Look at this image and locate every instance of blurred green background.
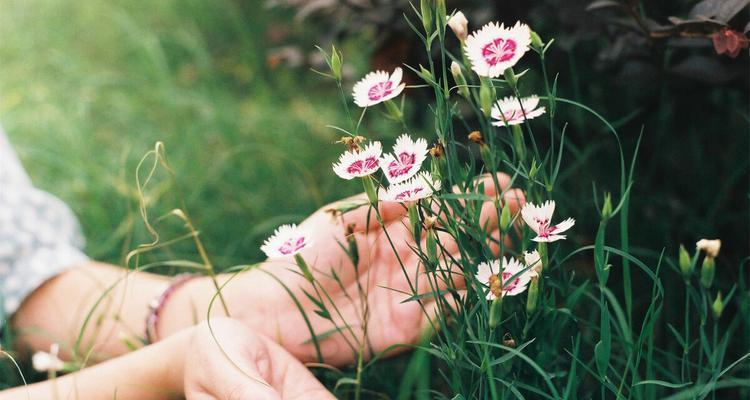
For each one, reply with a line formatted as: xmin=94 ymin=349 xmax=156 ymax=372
xmin=0 ymin=0 xmax=383 ymax=268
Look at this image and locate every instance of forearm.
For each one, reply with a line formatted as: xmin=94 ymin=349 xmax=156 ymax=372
xmin=0 ymin=328 xmax=189 ymax=400
xmin=12 ymin=261 xmax=168 ymax=360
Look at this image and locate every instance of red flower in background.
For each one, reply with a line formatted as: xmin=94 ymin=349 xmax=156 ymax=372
xmin=711 ymin=28 xmax=749 ymax=58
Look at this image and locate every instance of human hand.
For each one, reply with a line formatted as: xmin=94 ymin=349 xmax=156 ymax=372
xmin=184 ymin=318 xmax=334 ymax=400
xmin=239 ymin=173 xmax=524 ymax=366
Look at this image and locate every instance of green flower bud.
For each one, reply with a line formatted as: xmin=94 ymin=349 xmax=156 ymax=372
xmin=511 ymin=125 xmax=525 ymax=161
xmin=294 ymin=254 xmax=314 ymax=282
xmin=330 ymin=44 xmax=342 ymax=81
xmin=489 ymin=296 xmax=503 ymax=328
xmin=700 ymin=255 xmax=716 ymax=289
xmin=526 ymin=276 xmax=539 ymax=314
xmin=417 ymin=65 xmax=434 ymax=83
xmin=345 ymin=224 xmax=359 ymax=267
xmin=426 ymin=228 xmax=438 ymax=266
xmin=420 ymin=0 xmax=433 ymax=35
xmin=384 ymin=99 xmax=403 ymax=122
xmin=530 ymin=30 xmax=544 ymax=50
xmin=450 ymin=61 xmax=470 ymax=99
xmin=435 ymin=0 xmax=447 ymax=34
xmin=679 ymin=244 xmax=692 ymax=279
xmin=712 ymin=292 xmax=723 ymax=319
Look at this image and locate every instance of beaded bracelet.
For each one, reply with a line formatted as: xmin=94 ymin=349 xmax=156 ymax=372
xmin=144 ymin=273 xmax=198 ymax=344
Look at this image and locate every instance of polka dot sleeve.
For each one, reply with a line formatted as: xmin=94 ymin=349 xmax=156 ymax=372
xmin=0 ymin=128 xmax=89 ymax=322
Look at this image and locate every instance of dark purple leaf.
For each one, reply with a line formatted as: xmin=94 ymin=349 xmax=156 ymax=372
xmin=586 ymin=0 xmax=621 ymax=11
xmin=689 ymin=0 xmax=750 ymax=23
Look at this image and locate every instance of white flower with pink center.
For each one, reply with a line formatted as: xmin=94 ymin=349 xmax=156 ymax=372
xmin=521 ymin=200 xmax=575 ymax=243
xmin=332 ymin=141 xmax=383 ymax=180
xmin=464 ymin=21 xmax=531 ymax=78
xmin=476 ymin=257 xmax=532 ymax=300
xmin=379 ymin=134 xmax=429 ymax=184
xmin=491 ymin=95 xmax=546 ymax=127
xmin=352 ymin=67 xmax=406 ymax=108
xmin=261 ymin=224 xmax=313 ymax=258
xmin=380 ymin=171 xmax=441 ymax=203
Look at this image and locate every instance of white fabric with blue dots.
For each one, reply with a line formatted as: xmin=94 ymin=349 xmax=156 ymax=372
xmin=0 ymin=126 xmax=88 ymax=322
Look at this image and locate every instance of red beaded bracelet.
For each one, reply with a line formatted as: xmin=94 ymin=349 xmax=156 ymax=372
xmin=144 ymin=273 xmax=198 ymax=344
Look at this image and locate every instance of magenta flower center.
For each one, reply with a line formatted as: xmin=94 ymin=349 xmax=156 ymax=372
xmin=368 ymin=81 xmax=394 ymax=101
xmin=501 ymin=271 xmax=520 ymax=293
xmin=346 ymin=156 xmax=379 ymax=175
xmin=395 ymin=187 xmax=424 ymax=201
xmin=278 ymin=236 xmax=307 ymax=255
xmin=482 ymin=38 xmax=517 ymax=66
xmin=534 ymin=218 xmax=557 ymax=238
xmin=387 ymin=152 xmax=416 ymax=178
xmin=498 ymin=108 xmax=523 ymax=122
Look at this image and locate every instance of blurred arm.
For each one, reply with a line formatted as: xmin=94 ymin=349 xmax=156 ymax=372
xmin=0 ymin=327 xmax=189 ymax=400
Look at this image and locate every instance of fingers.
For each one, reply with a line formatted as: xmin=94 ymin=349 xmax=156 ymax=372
xmin=420 ymin=184 xmax=525 ymax=262
xmin=325 ymin=192 xmax=408 ymax=233
xmin=186 ymin=318 xmax=334 ymax=400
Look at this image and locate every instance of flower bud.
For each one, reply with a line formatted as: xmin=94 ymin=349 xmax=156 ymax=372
xmin=435 ymin=0 xmax=446 ymax=29
xmin=479 ymin=78 xmax=495 ymax=117
xmin=420 ymin=0 xmax=433 ymax=35
xmin=530 ymin=30 xmax=544 ymax=50
xmin=526 ymin=276 xmax=539 ymax=314
xmin=511 ymin=125 xmax=525 ymax=161
xmin=679 ymin=244 xmax=692 ymax=279
xmin=426 ymin=228 xmax=438 ymax=266
xmin=345 ymin=223 xmax=359 ymax=267
xmin=330 ymin=44 xmax=342 ymax=81
xmin=696 ymin=239 xmax=721 ymax=258
xmin=489 ymin=296 xmax=503 ymax=328
xmin=712 ymin=292 xmax=724 ymax=319
xmin=697 ymin=239 xmax=720 ymax=289
xmin=450 ymin=61 xmax=470 ymax=99
xmin=700 ymin=254 xmax=716 ymax=289
xmin=447 ymin=11 xmax=468 ymax=42
xmin=416 ymin=65 xmax=434 ymax=84
xmin=384 ymin=99 xmax=403 ymax=122
xmin=294 ymin=254 xmax=314 ymax=282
